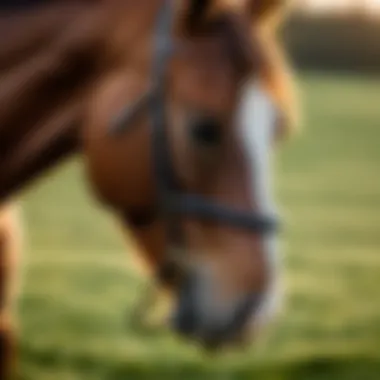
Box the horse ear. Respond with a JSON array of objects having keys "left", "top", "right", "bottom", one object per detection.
[
  {"left": 180, "top": 0, "right": 218, "bottom": 34},
  {"left": 245, "top": 0, "right": 287, "bottom": 25}
]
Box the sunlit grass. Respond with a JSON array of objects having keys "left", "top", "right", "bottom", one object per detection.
[{"left": 17, "top": 73, "right": 380, "bottom": 379}]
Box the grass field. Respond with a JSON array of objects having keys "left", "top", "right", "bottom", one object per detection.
[{"left": 18, "top": 73, "right": 380, "bottom": 379}]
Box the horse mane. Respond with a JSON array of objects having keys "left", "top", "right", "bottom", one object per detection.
[
  {"left": 241, "top": 0, "right": 299, "bottom": 140},
  {"left": 258, "top": 27, "right": 300, "bottom": 140},
  {"left": 256, "top": 7, "right": 300, "bottom": 140}
]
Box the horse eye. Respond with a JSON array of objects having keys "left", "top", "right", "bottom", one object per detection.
[{"left": 190, "top": 116, "right": 222, "bottom": 145}]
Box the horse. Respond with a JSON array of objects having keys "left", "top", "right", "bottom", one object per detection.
[{"left": 0, "top": 0, "right": 298, "bottom": 377}]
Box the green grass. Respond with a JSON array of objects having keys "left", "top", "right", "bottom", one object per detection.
[{"left": 17, "top": 73, "right": 380, "bottom": 379}]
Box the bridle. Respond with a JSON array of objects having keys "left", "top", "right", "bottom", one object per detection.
[{"left": 110, "top": 0, "right": 279, "bottom": 281}]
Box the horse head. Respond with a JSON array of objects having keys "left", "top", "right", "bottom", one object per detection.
[{"left": 83, "top": 0, "right": 297, "bottom": 350}]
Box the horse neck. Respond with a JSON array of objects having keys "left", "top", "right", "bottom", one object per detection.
[
  {"left": 0, "top": 3, "right": 92, "bottom": 201},
  {"left": 0, "top": 0, "right": 159, "bottom": 202}
]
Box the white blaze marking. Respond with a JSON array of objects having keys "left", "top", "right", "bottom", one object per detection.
[
  {"left": 237, "top": 80, "right": 283, "bottom": 326},
  {"left": 238, "top": 80, "right": 277, "bottom": 213}
]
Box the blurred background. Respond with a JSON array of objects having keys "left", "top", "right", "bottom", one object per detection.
[{"left": 18, "top": 1, "right": 380, "bottom": 379}]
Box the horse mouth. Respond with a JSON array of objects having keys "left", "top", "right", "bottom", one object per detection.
[{"left": 129, "top": 294, "right": 264, "bottom": 354}]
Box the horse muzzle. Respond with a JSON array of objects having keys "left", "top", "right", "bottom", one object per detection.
[{"left": 170, "top": 270, "right": 266, "bottom": 350}]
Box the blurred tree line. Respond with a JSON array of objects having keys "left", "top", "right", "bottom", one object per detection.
[{"left": 283, "top": 13, "right": 380, "bottom": 73}]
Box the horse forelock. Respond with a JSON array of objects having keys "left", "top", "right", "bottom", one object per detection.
[{"left": 194, "top": 2, "right": 299, "bottom": 139}]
